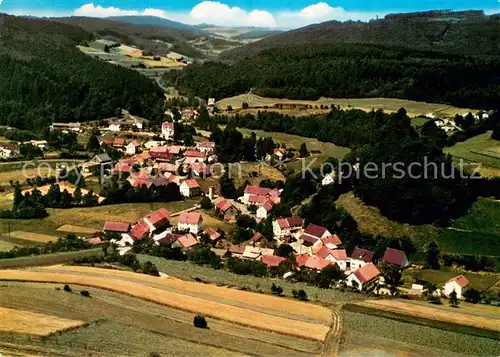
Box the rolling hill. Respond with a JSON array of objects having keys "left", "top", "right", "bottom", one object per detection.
[
  {"left": 222, "top": 10, "right": 500, "bottom": 60},
  {"left": 0, "top": 13, "right": 164, "bottom": 130},
  {"left": 108, "top": 15, "right": 204, "bottom": 33}
]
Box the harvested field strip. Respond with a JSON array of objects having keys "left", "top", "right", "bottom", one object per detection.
[
  {"left": 0, "top": 270, "right": 330, "bottom": 341},
  {"left": 56, "top": 225, "right": 98, "bottom": 234},
  {"left": 355, "top": 300, "right": 499, "bottom": 333},
  {"left": 0, "top": 307, "right": 84, "bottom": 336},
  {"left": 8, "top": 231, "right": 58, "bottom": 243},
  {"left": 39, "top": 265, "right": 332, "bottom": 324}
]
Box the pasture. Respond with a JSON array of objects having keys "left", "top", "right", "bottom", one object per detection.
[
  {"left": 0, "top": 307, "right": 84, "bottom": 336},
  {"left": 445, "top": 131, "right": 500, "bottom": 177},
  {"left": 216, "top": 94, "right": 478, "bottom": 119},
  {"left": 451, "top": 197, "right": 500, "bottom": 235},
  {"left": 0, "top": 249, "right": 102, "bottom": 269},
  {"left": 7, "top": 231, "right": 59, "bottom": 244}
]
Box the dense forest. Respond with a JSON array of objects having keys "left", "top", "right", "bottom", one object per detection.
[
  {"left": 209, "top": 109, "right": 500, "bottom": 225},
  {"left": 163, "top": 44, "right": 500, "bottom": 110},
  {"left": 0, "top": 14, "right": 165, "bottom": 131},
  {"left": 222, "top": 11, "right": 500, "bottom": 60}
]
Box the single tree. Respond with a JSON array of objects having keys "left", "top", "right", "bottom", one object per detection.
[
  {"left": 298, "top": 143, "right": 309, "bottom": 158},
  {"left": 63, "top": 284, "right": 72, "bottom": 292},
  {"left": 199, "top": 196, "right": 213, "bottom": 209},
  {"left": 449, "top": 290, "right": 459, "bottom": 308},
  {"left": 193, "top": 315, "right": 208, "bottom": 328},
  {"left": 425, "top": 241, "right": 440, "bottom": 270},
  {"left": 87, "top": 134, "right": 100, "bottom": 152}
]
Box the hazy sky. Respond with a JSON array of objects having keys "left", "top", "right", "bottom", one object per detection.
[{"left": 1, "top": 0, "right": 498, "bottom": 28}]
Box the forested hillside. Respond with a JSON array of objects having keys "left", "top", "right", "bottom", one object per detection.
[
  {"left": 0, "top": 14, "right": 165, "bottom": 131},
  {"left": 163, "top": 44, "right": 500, "bottom": 110},
  {"left": 222, "top": 10, "right": 500, "bottom": 60}
]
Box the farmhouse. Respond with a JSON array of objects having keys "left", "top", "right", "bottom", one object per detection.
[
  {"left": 162, "top": 122, "right": 175, "bottom": 140},
  {"left": 155, "top": 232, "right": 181, "bottom": 246},
  {"left": 184, "top": 150, "right": 206, "bottom": 164},
  {"left": 272, "top": 216, "right": 304, "bottom": 239},
  {"left": 320, "top": 235, "right": 342, "bottom": 250},
  {"left": 50, "top": 122, "right": 81, "bottom": 132},
  {"left": 215, "top": 198, "right": 239, "bottom": 216},
  {"left": 242, "top": 246, "right": 274, "bottom": 260},
  {"left": 129, "top": 220, "right": 150, "bottom": 240},
  {"left": 382, "top": 248, "right": 410, "bottom": 268},
  {"left": 143, "top": 208, "right": 171, "bottom": 231},
  {"left": 203, "top": 227, "right": 221, "bottom": 242},
  {"left": 315, "top": 247, "right": 348, "bottom": 270},
  {"left": 172, "top": 233, "right": 199, "bottom": 249},
  {"left": 443, "top": 275, "right": 470, "bottom": 299},
  {"left": 346, "top": 263, "right": 381, "bottom": 291},
  {"left": 303, "top": 224, "right": 331, "bottom": 241},
  {"left": 109, "top": 122, "right": 121, "bottom": 132},
  {"left": 242, "top": 186, "right": 280, "bottom": 205},
  {"left": 179, "top": 179, "right": 202, "bottom": 198},
  {"left": 177, "top": 212, "right": 203, "bottom": 234},
  {"left": 260, "top": 255, "right": 286, "bottom": 267},
  {"left": 301, "top": 255, "right": 332, "bottom": 271},
  {"left": 103, "top": 221, "right": 130, "bottom": 233},
  {"left": 350, "top": 248, "right": 374, "bottom": 271},
  {"left": 256, "top": 200, "right": 275, "bottom": 219},
  {"left": 126, "top": 140, "right": 141, "bottom": 155}
]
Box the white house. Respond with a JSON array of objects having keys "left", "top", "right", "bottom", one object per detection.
[
  {"left": 349, "top": 247, "right": 375, "bottom": 271},
  {"left": 272, "top": 217, "right": 304, "bottom": 239},
  {"left": 196, "top": 141, "right": 216, "bottom": 154},
  {"left": 443, "top": 275, "right": 470, "bottom": 299},
  {"left": 125, "top": 140, "right": 141, "bottom": 156},
  {"left": 256, "top": 201, "right": 274, "bottom": 219},
  {"left": 179, "top": 179, "right": 202, "bottom": 198},
  {"left": 109, "top": 122, "right": 121, "bottom": 132},
  {"left": 321, "top": 172, "right": 337, "bottom": 186},
  {"left": 162, "top": 122, "right": 175, "bottom": 141},
  {"left": 346, "top": 263, "right": 381, "bottom": 291},
  {"left": 177, "top": 212, "right": 203, "bottom": 234},
  {"left": 0, "top": 146, "right": 19, "bottom": 159},
  {"left": 144, "top": 140, "right": 163, "bottom": 149}
]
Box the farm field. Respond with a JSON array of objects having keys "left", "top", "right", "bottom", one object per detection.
[
  {"left": 445, "top": 131, "right": 500, "bottom": 177},
  {"left": 0, "top": 281, "right": 318, "bottom": 357},
  {"left": 0, "top": 240, "right": 18, "bottom": 251},
  {"left": 7, "top": 231, "right": 58, "bottom": 243},
  {"left": 340, "top": 309, "right": 500, "bottom": 357},
  {"left": 137, "top": 254, "right": 364, "bottom": 304},
  {"left": 0, "top": 307, "right": 84, "bottom": 335},
  {"left": 0, "top": 268, "right": 331, "bottom": 341},
  {"left": 355, "top": 300, "right": 499, "bottom": 332},
  {"left": 215, "top": 94, "right": 478, "bottom": 119}
]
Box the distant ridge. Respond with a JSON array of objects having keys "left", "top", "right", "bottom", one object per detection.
[
  {"left": 107, "top": 15, "right": 205, "bottom": 33},
  {"left": 222, "top": 10, "right": 500, "bottom": 60}
]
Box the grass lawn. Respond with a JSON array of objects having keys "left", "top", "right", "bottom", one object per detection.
[
  {"left": 403, "top": 268, "right": 500, "bottom": 292},
  {"left": 137, "top": 254, "right": 364, "bottom": 305},
  {"left": 445, "top": 131, "right": 500, "bottom": 177},
  {"left": 341, "top": 310, "right": 500, "bottom": 357}
]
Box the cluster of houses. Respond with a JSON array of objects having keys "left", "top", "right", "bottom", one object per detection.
[{"left": 0, "top": 144, "right": 20, "bottom": 159}]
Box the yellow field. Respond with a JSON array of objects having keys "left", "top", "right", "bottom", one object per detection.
[
  {"left": 0, "top": 307, "right": 84, "bottom": 336},
  {"left": 357, "top": 300, "right": 500, "bottom": 332},
  {"left": 56, "top": 225, "right": 99, "bottom": 234},
  {"left": 0, "top": 240, "right": 17, "bottom": 251},
  {"left": 0, "top": 268, "right": 330, "bottom": 341},
  {"left": 8, "top": 231, "right": 58, "bottom": 243},
  {"left": 40, "top": 265, "right": 332, "bottom": 324},
  {"left": 216, "top": 94, "right": 478, "bottom": 119}
]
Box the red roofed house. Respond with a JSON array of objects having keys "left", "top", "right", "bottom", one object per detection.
[
  {"left": 444, "top": 275, "right": 470, "bottom": 299},
  {"left": 129, "top": 219, "right": 150, "bottom": 241},
  {"left": 321, "top": 235, "right": 342, "bottom": 250},
  {"left": 256, "top": 200, "right": 275, "bottom": 219},
  {"left": 191, "top": 162, "right": 211, "bottom": 177},
  {"left": 248, "top": 232, "right": 264, "bottom": 246},
  {"left": 272, "top": 217, "right": 304, "bottom": 239},
  {"left": 144, "top": 208, "right": 171, "bottom": 231},
  {"left": 229, "top": 244, "right": 245, "bottom": 257},
  {"left": 346, "top": 263, "right": 381, "bottom": 291},
  {"left": 314, "top": 247, "right": 348, "bottom": 270},
  {"left": 295, "top": 253, "right": 310, "bottom": 268},
  {"left": 304, "top": 256, "right": 332, "bottom": 271},
  {"left": 243, "top": 186, "right": 271, "bottom": 203},
  {"left": 215, "top": 198, "right": 239, "bottom": 216},
  {"left": 260, "top": 255, "right": 286, "bottom": 267},
  {"left": 113, "top": 138, "right": 126, "bottom": 148},
  {"left": 126, "top": 140, "right": 141, "bottom": 156},
  {"left": 382, "top": 248, "right": 409, "bottom": 268},
  {"left": 350, "top": 248, "right": 375, "bottom": 271},
  {"left": 203, "top": 227, "right": 221, "bottom": 242},
  {"left": 172, "top": 233, "right": 199, "bottom": 249},
  {"left": 162, "top": 121, "right": 174, "bottom": 140},
  {"left": 180, "top": 179, "right": 202, "bottom": 198},
  {"left": 149, "top": 146, "right": 172, "bottom": 161},
  {"left": 303, "top": 224, "right": 331, "bottom": 240},
  {"left": 103, "top": 221, "right": 130, "bottom": 233},
  {"left": 177, "top": 212, "right": 203, "bottom": 234},
  {"left": 184, "top": 150, "right": 206, "bottom": 164}
]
